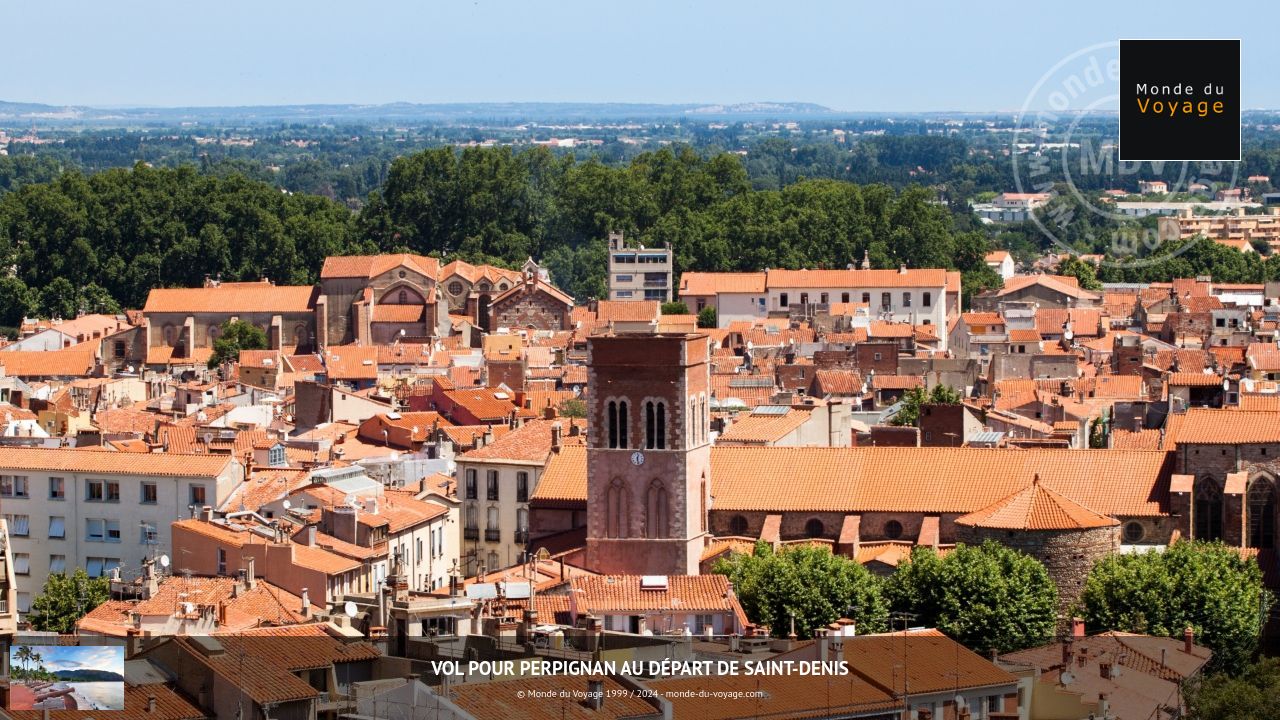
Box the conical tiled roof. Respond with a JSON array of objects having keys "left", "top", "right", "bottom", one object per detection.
[{"left": 955, "top": 475, "right": 1119, "bottom": 531}]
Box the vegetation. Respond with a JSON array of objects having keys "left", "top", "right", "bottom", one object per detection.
[
  {"left": 556, "top": 397, "right": 587, "bottom": 418},
  {"left": 884, "top": 542, "right": 1058, "bottom": 653},
  {"left": 11, "top": 645, "right": 55, "bottom": 683},
  {"left": 29, "top": 569, "right": 111, "bottom": 634},
  {"left": 660, "top": 301, "right": 689, "bottom": 315},
  {"left": 714, "top": 541, "right": 888, "bottom": 639},
  {"left": 697, "top": 306, "right": 717, "bottom": 328},
  {"left": 1080, "top": 541, "right": 1274, "bottom": 674},
  {"left": 890, "top": 383, "right": 964, "bottom": 427},
  {"left": 208, "top": 319, "right": 269, "bottom": 368},
  {"left": 1184, "top": 657, "right": 1280, "bottom": 720}
]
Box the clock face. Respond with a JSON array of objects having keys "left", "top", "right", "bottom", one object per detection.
[{"left": 630, "top": 451, "right": 645, "bottom": 466}]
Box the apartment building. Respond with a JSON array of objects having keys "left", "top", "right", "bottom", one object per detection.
[
  {"left": 606, "top": 231, "right": 673, "bottom": 302},
  {"left": 455, "top": 418, "right": 584, "bottom": 575},
  {"left": 0, "top": 448, "right": 243, "bottom": 613},
  {"left": 1157, "top": 206, "right": 1280, "bottom": 251}
]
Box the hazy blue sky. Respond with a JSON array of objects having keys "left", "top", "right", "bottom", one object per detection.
[{"left": 10, "top": 0, "right": 1277, "bottom": 110}]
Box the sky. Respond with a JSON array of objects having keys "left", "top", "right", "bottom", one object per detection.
[
  {"left": 8, "top": 0, "right": 1279, "bottom": 111},
  {"left": 10, "top": 645, "right": 124, "bottom": 674}
]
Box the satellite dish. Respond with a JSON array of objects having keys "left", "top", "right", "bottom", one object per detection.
[
  {"left": 344, "top": 601, "right": 358, "bottom": 618},
  {"left": 181, "top": 602, "right": 195, "bottom": 614},
  {"left": 159, "top": 554, "right": 170, "bottom": 568},
  {"left": 282, "top": 499, "right": 292, "bottom": 510},
  {"left": 1063, "top": 330, "right": 1074, "bottom": 341}
]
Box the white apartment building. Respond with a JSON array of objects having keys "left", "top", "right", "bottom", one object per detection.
[
  {"left": 0, "top": 448, "right": 243, "bottom": 614},
  {"left": 606, "top": 231, "right": 673, "bottom": 302},
  {"left": 454, "top": 418, "right": 579, "bottom": 575}
]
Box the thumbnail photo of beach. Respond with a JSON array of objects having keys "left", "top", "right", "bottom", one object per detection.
[{"left": 7, "top": 645, "right": 125, "bottom": 711}]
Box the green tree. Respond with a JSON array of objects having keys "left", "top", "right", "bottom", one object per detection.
[
  {"left": 1081, "top": 541, "right": 1273, "bottom": 673},
  {"left": 38, "top": 277, "right": 79, "bottom": 319},
  {"left": 714, "top": 542, "right": 888, "bottom": 639},
  {"left": 557, "top": 397, "right": 587, "bottom": 418},
  {"left": 890, "top": 383, "right": 963, "bottom": 427},
  {"left": 29, "top": 568, "right": 110, "bottom": 634},
  {"left": 208, "top": 319, "right": 268, "bottom": 368},
  {"left": 697, "top": 306, "right": 717, "bottom": 329},
  {"left": 1056, "top": 255, "right": 1104, "bottom": 290},
  {"left": 1185, "top": 657, "right": 1280, "bottom": 720},
  {"left": 885, "top": 542, "right": 1058, "bottom": 653},
  {"left": 0, "top": 276, "right": 34, "bottom": 329},
  {"left": 660, "top": 301, "right": 689, "bottom": 315}
]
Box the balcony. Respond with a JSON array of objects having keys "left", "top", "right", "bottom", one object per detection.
[
  {"left": 464, "top": 527, "right": 480, "bottom": 541},
  {"left": 514, "top": 530, "right": 529, "bottom": 545},
  {"left": 484, "top": 528, "right": 501, "bottom": 543}
]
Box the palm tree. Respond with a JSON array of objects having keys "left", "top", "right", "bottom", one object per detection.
[{"left": 13, "top": 645, "right": 32, "bottom": 683}]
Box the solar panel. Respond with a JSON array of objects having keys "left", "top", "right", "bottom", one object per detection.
[
  {"left": 751, "top": 406, "right": 791, "bottom": 416},
  {"left": 502, "top": 582, "right": 532, "bottom": 599}
]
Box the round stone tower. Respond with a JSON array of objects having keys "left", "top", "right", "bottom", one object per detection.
[{"left": 955, "top": 475, "right": 1120, "bottom": 618}]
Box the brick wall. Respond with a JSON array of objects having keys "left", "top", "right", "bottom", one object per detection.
[{"left": 957, "top": 524, "right": 1119, "bottom": 616}]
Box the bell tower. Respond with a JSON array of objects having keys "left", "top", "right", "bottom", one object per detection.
[{"left": 585, "top": 331, "right": 712, "bottom": 575}]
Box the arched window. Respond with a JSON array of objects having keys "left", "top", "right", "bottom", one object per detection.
[
  {"left": 606, "top": 479, "right": 629, "bottom": 538},
  {"left": 207, "top": 325, "right": 220, "bottom": 343},
  {"left": 163, "top": 325, "right": 175, "bottom": 346},
  {"left": 884, "top": 520, "right": 904, "bottom": 539},
  {"left": 618, "top": 400, "right": 629, "bottom": 448},
  {"left": 646, "top": 480, "right": 669, "bottom": 539},
  {"left": 607, "top": 401, "right": 618, "bottom": 448},
  {"left": 294, "top": 323, "right": 308, "bottom": 345},
  {"left": 645, "top": 400, "right": 666, "bottom": 449},
  {"left": 729, "top": 515, "right": 748, "bottom": 535},
  {"left": 1195, "top": 476, "right": 1224, "bottom": 541},
  {"left": 805, "top": 518, "right": 825, "bottom": 538},
  {"left": 1247, "top": 476, "right": 1277, "bottom": 549}
]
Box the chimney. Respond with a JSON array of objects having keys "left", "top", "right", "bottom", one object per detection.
[
  {"left": 370, "top": 497, "right": 379, "bottom": 515},
  {"left": 898, "top": 264, "right": 907, "bottom": 274},
  {"left": 1184, "top": 626, "right": 1194, "bottom": 654},
  {"left": 815, "top": 628, "right": 829, "bottom": 660},
  {"left": 305, "top": 525, "right": 317, "bottom": 547},
  {"left": 201, "top": 505, "right": 213, "bottom": 522},
  {"left": 551, "top": 423, "right": 562, "bottom": 453},
  {"left": 1062, "top": 637, "right": 1074, "bottom": 665},
  {"left": 146, "top": 695, "right": 157, "bottom": 714},
  {"left": 301, "top": 588, "right": 311, "bottom": 618},
  {"left": 1098, "top": 692, "right": 1109, "bottom": 718},
  {"left": 543, "top": 405, "right": 557, "bottom": 420},
  {"left": 1072, "top": 617, "right": 1085, "bottom": 638},
  {"left": 244, "top": 558, "right": 256, "bottom": 590},
  {"left": 586, "top": 679, "right": 604, "bottom": 710},
  {"left": 217, "top": 601, "right": 228, "bottom": 627},
  {"left": 1077, "top": 647, "right": 1088, "bottom": 667}
]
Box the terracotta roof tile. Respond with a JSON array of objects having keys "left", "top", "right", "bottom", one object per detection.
[
  {"left": 0, "top": 447, "right": 232, "bottom": 477},
  {"left": 718, "top": 408, "right": 812, "bottom": 444},
  {"left": 144, "top": 282, "right": 315, "bottom": 313},
  {"left": 767, "top": 268, "right": 949, "bottom": 289},
  {"left": 1110, "top": 428, "right": 1164, "bottom": 450},
  {"left": 534, "top": 445, "right": 1170, "bottom": 517},
  {"left": 594, "top": 300, "right": 661, "bottom": 323},
  {"left": 459, "top": 418, "right": 586, "bottom": 462},
  {"left": 323, "top": 346, "right": 379, "bottom": 381},
  {"left": 679, "top": 272, "right": 768, "bottom": 295},
  {"left": 0, "top": 347, "right": 97, "bottom": 377},
  {"left": 1173, "top": 408, "right": 1280, "bottom": 444},
  {"left": 955, "top": 477, "right": 1119, "bottom": 530},
  {"left": 570, "top": 574, "right": 742, "bottom": 614},
  {"left": 320, "top": 253, "right": 440, "bottom": 279},
  {"left": 370, "top": 304, "right": 425, "bottom": 323}
]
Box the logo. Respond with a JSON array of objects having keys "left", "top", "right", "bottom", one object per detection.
[
  {"left": 1012, "top": 41, "right": 1239, "bottom": 268},
  {"left": 1119, "top": 39, "right": 1240, "bottom": 161}
]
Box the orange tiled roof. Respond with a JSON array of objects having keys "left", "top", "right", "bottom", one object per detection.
[
  {"left": 718, "top": 408, "right": 812, "bottom": 444},
  {"left": 1173, "top": 408, "right": 1280, "bottom": 444},
  {"left": 766, "top": 267, "right": 949, "bottom": 289},
  {"left": 1111, "top": 428, "right": 1163, "bottom": 450},
  {"left": 679, "top": 272, "right": 768, "bottom": 295},
  {"left": 955, "top": 476, "right": 1119, "bottom": 530},
  {"left": 813, "top": 369, "right": 863, "bottom": 396},
  {"left": 1168, "top": 371, "right": 1223, "bottom": 387},
  {"left": 998, "top": 274, "right": 1099, "bottom": 300},
  {"left": 370, "top": 304, "right": 425, "bottom": 323},
  {"left": 0, "top": 347, "right": 97, "bottom": 377},
  {"left": 871, "top": 374, "right": 924, "bottom": 390},
  {"left": 962, "top": 312, "right": 1004, "bottom": 326},
  {"left": 320, "top": 253, "right": 440, "bottom": 280},
  {"left": 0, "top": 447, "right": 232, "bottom": 477},
  {"left": 323, "top": 346, "right": 379, "bottom": 381},
  {"left": 459, "top": 418, "right": 587, "bottom": 462},
  {"left": 571, "top": 574, "right": 742, "bottom": 614},
  {"left": 443, "top": 387, "right": 519, "bottom": 422},
  {"left": 1237, "top": 394, "right": 1280, "bottom": 412},
  {"left": 143, "top": 282, "right": 315, "bottom": 313},
  {"left": 594, "top": 300, "right": 660, "bottom": 323},
  {"left": 534, "top": 445, "right": 1171, "bottom": 517}
]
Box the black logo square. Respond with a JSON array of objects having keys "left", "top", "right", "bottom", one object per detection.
[{"left": 1119, "top": 39, "right": 1240, "bottom": 161}]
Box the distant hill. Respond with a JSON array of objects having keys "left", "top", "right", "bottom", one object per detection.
[
  {"left": 51, "top": 669, "right": 124, "bottom": 682},
  {"left": 0, "top": 100, "right": 838, "bottom": 126}
]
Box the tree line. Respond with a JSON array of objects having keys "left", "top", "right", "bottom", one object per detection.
[{"left": 0, "top": 146, "right": 1002, "bottom": 329}]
